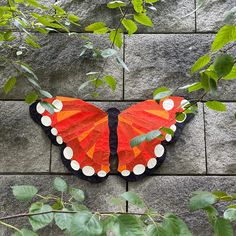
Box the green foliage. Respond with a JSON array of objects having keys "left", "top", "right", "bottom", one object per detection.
[
  {"left": 214, "top": 54, "right": 234, "bottom": 77},
  {"left": 153, "top": 87, "right": 172, "bottom": 100},
  {"left": 120, "top": 191, "right": 145, "bottom": 208},
  {"left": 53, "top": 177, "right": 68, "bottom": 193},
  {"left": 134, "top": 13, "right": 153, "bottom": 27},
  {"left": 107, "top": 1, "right": 127, "bottom": 8},
  {"left": 121, "top": 18, "right": 138, "bottom": 35},
  {"left": 3, "top": 77, "right": 17, "bottom": 94},
  {"left": 191, "top": 54, "right": 211, "bottom": 74},
  {"left": 206, "top": 101, "right": 227, "bottom": 112},
  {"left": 25, "top": 91, "right": 38, "bottom": 104},
  {"left": 12, "top": 185, "right": 38, "bottom": 201}
]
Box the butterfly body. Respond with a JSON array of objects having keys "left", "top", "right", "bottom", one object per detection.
[{"left": 30, "top": 96, "right": 193, "bottom": 183}]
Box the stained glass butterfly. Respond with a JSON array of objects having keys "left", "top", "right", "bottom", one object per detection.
[{"left": 30, "top": 96, "right": 193, "bottom": 183}]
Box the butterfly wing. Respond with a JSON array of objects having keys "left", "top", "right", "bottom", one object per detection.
[
  {"left": 30, "top": 96, "right": 110, "bottom": 182},
  {"left": 117, "top": 97, "right": 193, "bottom": 181}
]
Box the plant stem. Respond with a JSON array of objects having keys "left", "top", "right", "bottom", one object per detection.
[{"left": 0, "top": 220, "right": 22, "bottom": 233}]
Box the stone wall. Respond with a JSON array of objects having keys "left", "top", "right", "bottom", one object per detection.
[{"left": 0, "top": 0, "right": 236, "bottom": 235}]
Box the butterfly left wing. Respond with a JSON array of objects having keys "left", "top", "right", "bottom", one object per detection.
[
  {"left": 30, "top": 96, "right": 110, "bottom": 182},
  {"left": 117, "top": 97, "right": 193, "bottom": 181}
]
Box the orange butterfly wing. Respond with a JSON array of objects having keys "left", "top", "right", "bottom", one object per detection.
[
  {"left": 30, "top": 96, "right": 110, "bottom": 182},
  {"left": 117, "top": 97, "right": 191, "bottom": 181}
]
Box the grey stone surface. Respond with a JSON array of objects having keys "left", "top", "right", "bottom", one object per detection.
[
  {"left": 157, "top": 103, "right": 206, "bottom": 174},
  {"left": 51, "top": 101, "right": 206, "bottom": 175},
  {"left": 0, "top": 34, "right": 123, "bottom": 100},
  {"left": 205, "top": 103, "right": 236, "bottom": 174},
  {"left": 129, "top": 176, "right": 236, "bottom": 236},
  {"left": 58, "top": 0, "right": 195, "bottom": 33},
  {"left": 124, "top": 34, "right": 236, "bottom": 101},
  {"left": 0, "top": 175, "right": 126, "bottom": 235},
  {"left": 196, "top": 0, "right": 236, "bottom": 32},
  {"left": 0, "top": 101, "right": 50, "bottom": 172}
]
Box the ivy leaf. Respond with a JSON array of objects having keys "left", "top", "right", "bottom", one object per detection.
[
  {"left": 191, "top": 54, "right": 211, "bottom": 74},
  {"left": 206, "top": 101, "right": 227, "bottom": 112},
  {"left": 153, "top": 87, "right": 172, "bottom": 100},
  {"left": 132, "top": 0, "right": 144, "bottom": 13},
  {"left": 120, "top": 191, "right": 145, "bottom": 208},
  {"left": 53, "top": 177, "right": 68, "bottom": 192},
  {"left": 224, "top": 208, "right": 236, "bottom": 221},
  {"left": 214, "top": 218, "right": 233, "bottom": 236},
  {"left": 146, "top": 130, "right": 162, "bottom": 141},
  {"left": 3, "top": 77, "right": 16, "bottom": 94},
  {"left": 223, "top": 66, "right": 236, "bottom": 80},
  {"left": 134, "top": 13, "right": 153, "bottom": 27},
  {"left": 111, "top": 214, "right": 145, "bottom": 236},
  {"left": 211, "top": 25, "right": 236, "bottom": 52},
  {"left": 29, "top": 203, "right": 54, "bottom": 231},
  {"left": 213, "top": 54, "right": 234, "bottom": 77},
  {"left": 69, "top": 212, "right": 103, "bottom": 236},
  {"left": 55, "top": 208, "right": 73, "bottom": 231},
  {"left": 25, "top": 91, "right": 38, "bottom": 104},
  {"left": 121, "top": 18, "right": 138, "bottom": 36},
  {"left": 12, "top": 228, "right": 39, "bottom": 236},
  {"left": 189, "top": 192, "right": 218, "bottom": 212},
  {"left": 109, "top": 29, "right": 123, "bottom": 48},
  {"left": 103, "top": 75, "right": 117, "bottom": 91},
  {"left": 12, "top": 185, "right": 38, "bottom": 201},
  {"left": 85, "top": 22, "right": 106, "bottom": 32},
  {"left": 130, "top": 134, "right": 146, "bottom": 147},
  {"left": 107, "top": 1, "right": 126, "bottom": 8},
  {"left": 69, "top": 188, "right": 85, "bottom": 202}
]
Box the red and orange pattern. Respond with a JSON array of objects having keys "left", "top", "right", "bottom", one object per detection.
[{"left": 30, "top": 96, "right": 191, "bottom": 182}]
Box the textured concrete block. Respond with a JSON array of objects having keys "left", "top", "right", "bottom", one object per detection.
[
  {"left": 0, "top": 34, "right": 123, "bottom": 100},
  {"left": 124, "top": 34, "right": 236, "bottom": 101},
  {"left": 157, "top": 103, "right": 206, "bottom": 174},
  {"left": 196, "top": 0, "right": 236, "bottom": 32},
  {"left": 205, "top": 103, "right": 236, "bottom": 174},
  {"left": 0, "top": 175, "right": 126, "bottom": 235},
  {"left": 129, "top": 176, "right": 236, "bottom": 236},
  {"left": 0, "top": 101, "right": 50, "bottom": 172},
  {"left": 58, "top": 0, "right": 195, "bottom": 33}
]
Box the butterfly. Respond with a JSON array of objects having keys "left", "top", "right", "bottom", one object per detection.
[{"left": 30, "top": 96, "right": 193, "bottom": 183}]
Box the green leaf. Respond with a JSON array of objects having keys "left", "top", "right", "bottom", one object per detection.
[
  {"left": 53, "top": 177, "right": 68, "bottom": 192},
  {"left": 224, "top": 208, "right": 236, "bottom": 221},
  {"left": 162, "top": 214, "right": 192, "bottom": 236},
  {"left": 109, "top": 29, "right": 123, "bottom": 48},
  {"left": 25, "top": 36, "right": 41, "bottom": 48},
  {"left": 40, "top": 101, "right": 54, "bottom": 114},
  {"left": 68, "top": 14, "right": 80, "bottom": 23},
  {"left": 146, "top": 130, "right": 162, "bottom": 141},
  {"left": 214, "top": 218, "right": 233, "bottom": 236},
  {"left": 25, "top": 91, "right": 38, "bottom": 104},
  {"left": 120, "top": 192, "right": 145, "bottom": 208},
  {"left": 189, "top": 192, "right": 218, "bottom": 212},
  {"left": 223, "top": 66, "right": 236, "bottom": 80},
  {"left": 211, "top": 25, "right": 236, "bottom": 52},
  {"left": 153, "top": 87, "right": 172, "bottom": 100},
  {"left": 39, "top": 89, "right": 53, "bottom": 98},
  {"left": 116, "top": 56, "right": 129, "bottom": 71},
  {"left": 160, "top": 127, "right": 174, "bottom": 136},
  {"left": 110, "top": 197, "right": 125, "bottom": 206},
  {"left": 12, "top": 185, "right": 38, "bottom": 201},
  {"left": 146, "top": 0, "right": 159, "bottom": 2},
  {"left": 3, "top": 77, "right": 16, "bottom": 94},
  {"left": 55, "top": 208, "right": 73, "bottom": 231},
  {"left": 19, "top": 63, "right": 38, "bottom": 80},
  {"left": 134, "top": 13, "right": 153, "bottom": 27},
  {"left": 85, "top": 22, "right": 106, "bottom": 32},
  {"left": 209, "top": 78, "right": 217, "bottom": 96},
  {"left": 107, "top": 1, "right": 126, "bottom": 8},
  {"left": 69, "top": 212, "right": 103, "bottom": 236},
  {"left": 103, "top": 75, "right": 117, "bottom": 91},
  {"left": 206, "top": 101, "right": 227, "bottom": 112},
  {"left": 52, "top": 198, "right": 63, "bottom": 210},
  {"left": 191, "top": 54, "right": 211, "bottom": 74},
  {"left": 29, "top": 203, "right": 54, "bottom": 231},
  {"left": 122, "top": 18, "right": 138, "bottom": 35},
  {"left": 12, "top": 228, "right": 38, "bottom": 236},
  {"left": 187, "top": 82, "right": 203, "bottom": 92},
  {"left": 102, "top": 215, "right": 117, "bottom": 233},
  {"left": 112, "top": 214, "right": 145, "bottom": 236},
  {"left": 69, "top": 188, "right": 85, "bottom": 202},
  {"left": 101, "top": 48, "right": 117, "bottom": 58},
  {"left": 130, "top": 134, "right": 146, "bottom": 147},
  {"left": 27, "top": 78, "right": 41, "bottom": 89},
  {"left": 132, "top": 0, "right": 144, "bottom": 13},
  {"left": 213, "top": 54, "right": 234, "bottom": 77},
  {"left": 204, "top": 206, "right": 218, "bottom": 225},
  {"left": 147, "top": 224, "right": 168, "bottom": 236},
  {"left": 52, "top": 5, "right": 65, "bottom": 15}
]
